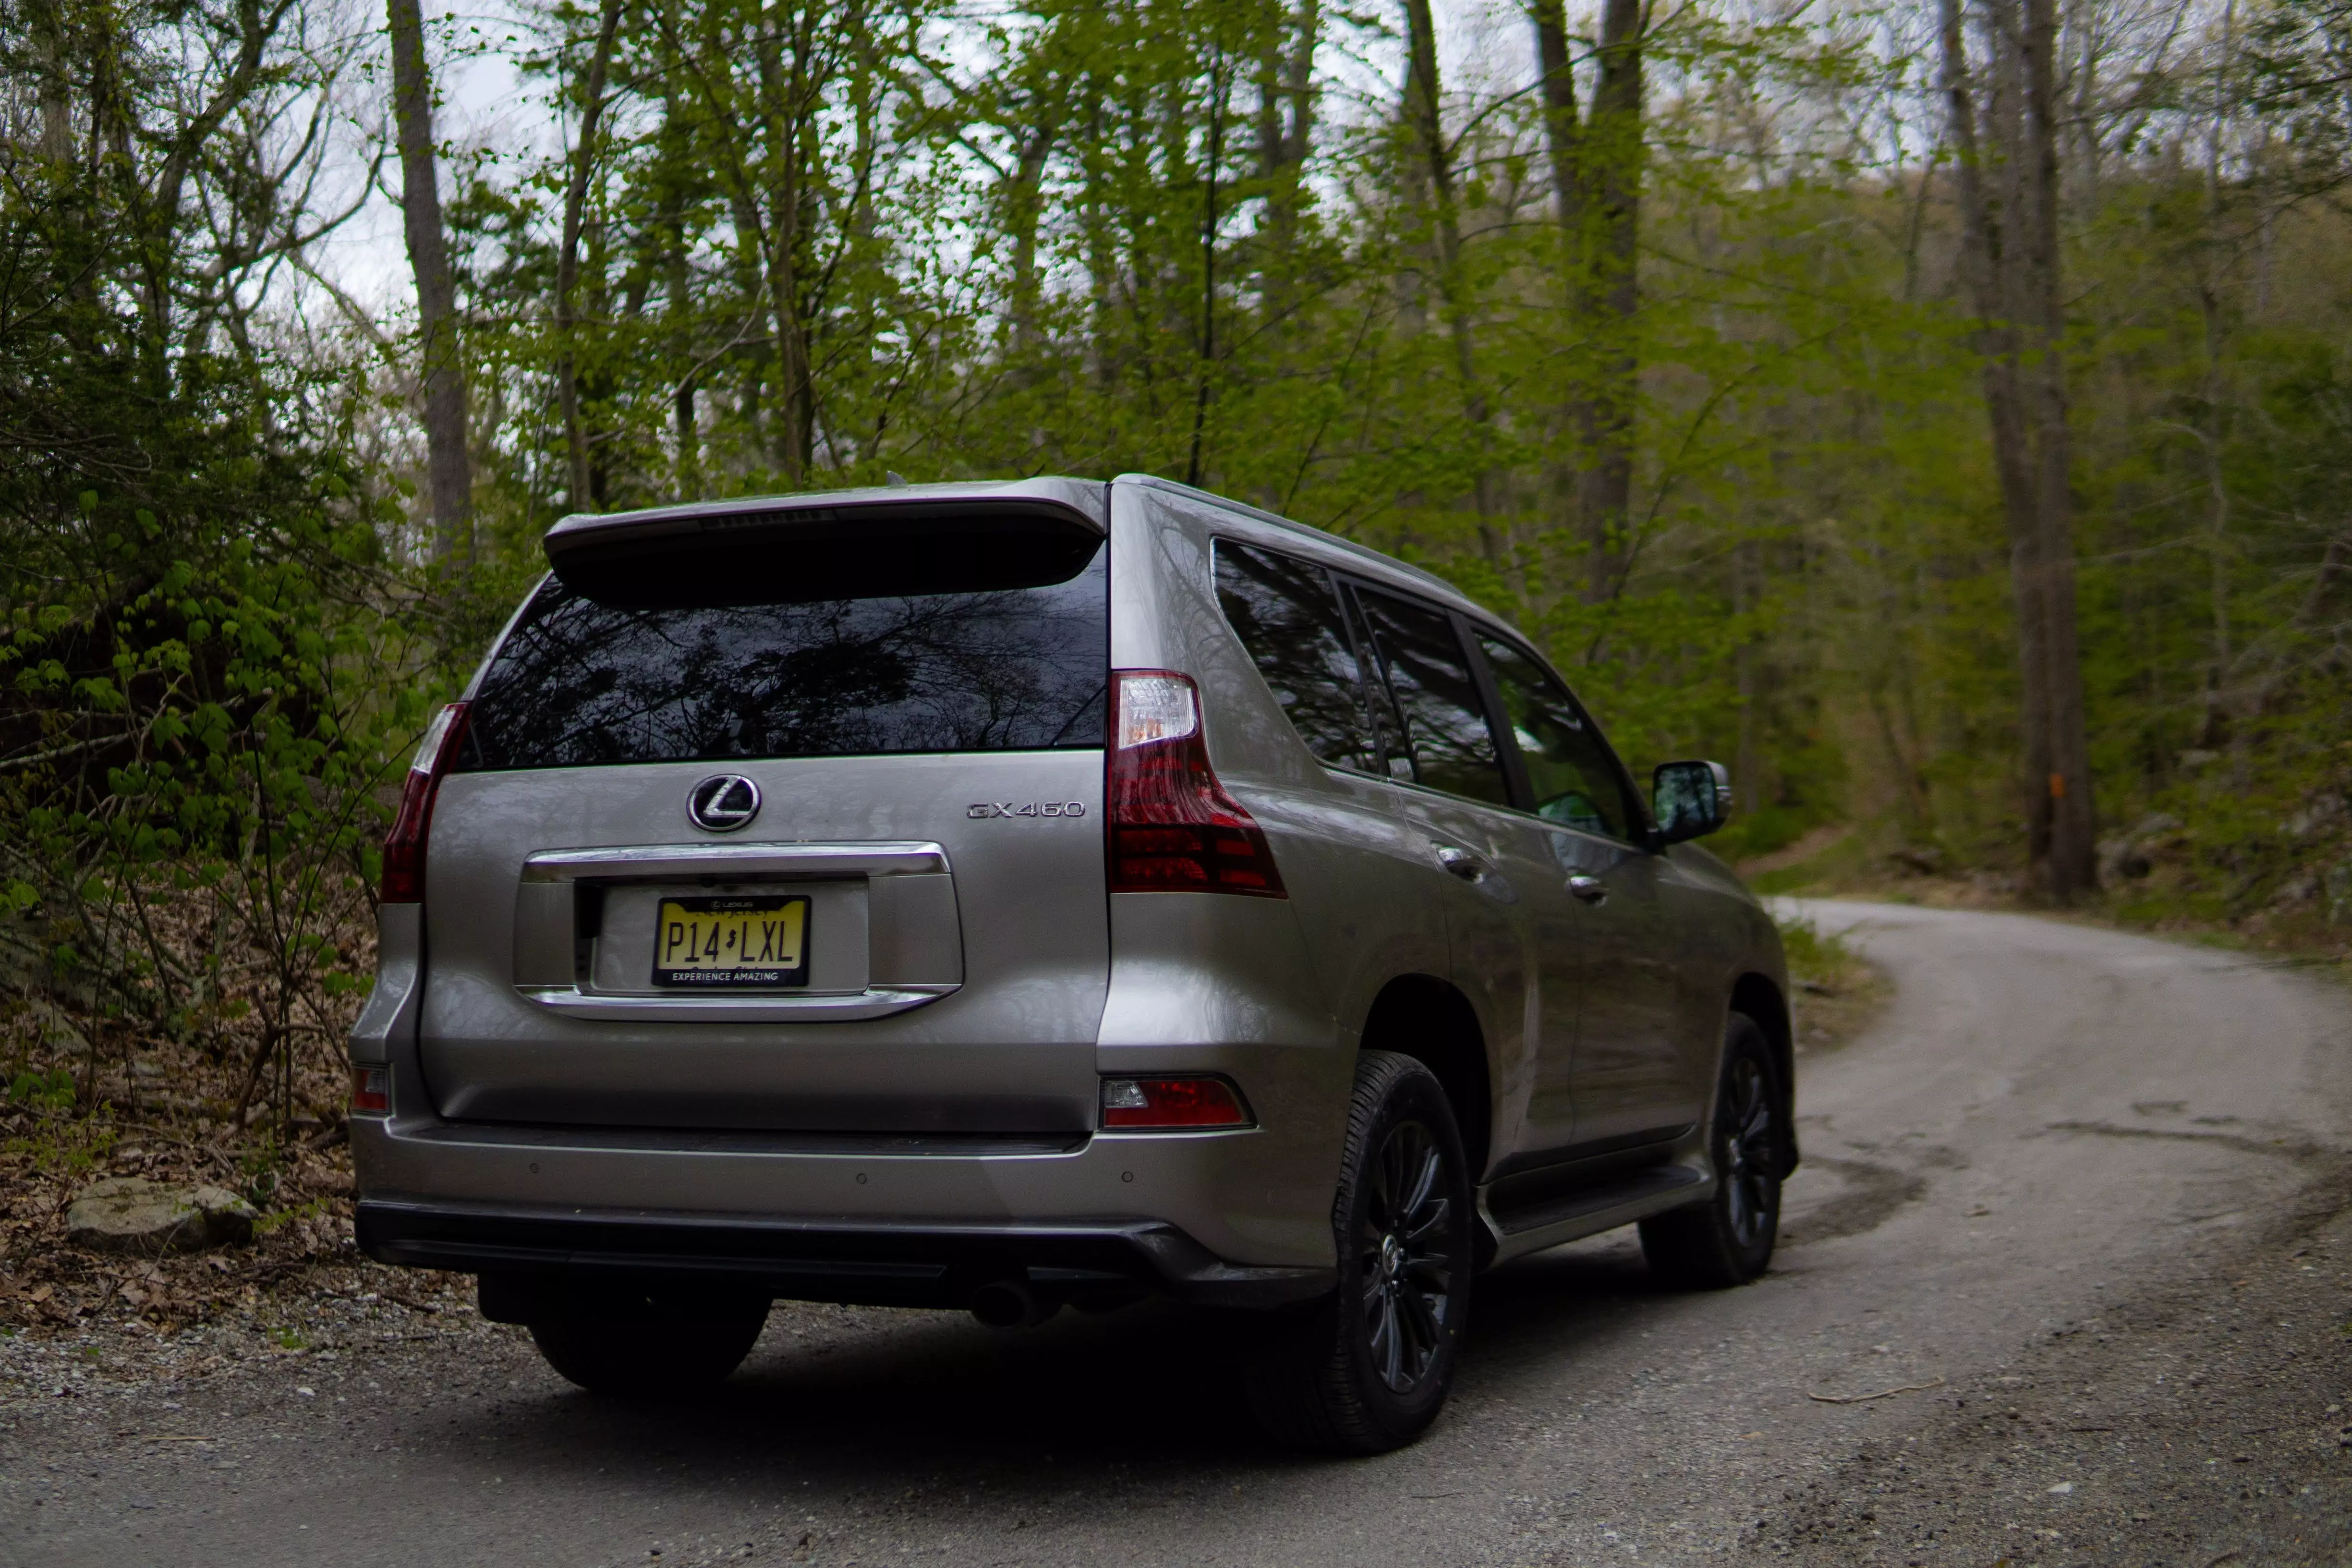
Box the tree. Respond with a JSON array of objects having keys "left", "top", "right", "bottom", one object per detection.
[
  {"left": 388, "top": 0, "right": 473, "bottom": 564},
  {"left": 1940, "top": 0, "right": 2098, "bottom": 899},
  {"left": 556, "top": 0, "right": 625, "bottom": 511},
  {"left": 1533, "top": 0, "right": 1647, "bottom": 605}
]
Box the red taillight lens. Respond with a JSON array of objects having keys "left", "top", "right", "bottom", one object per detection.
[
  {"left": 1106, "top": 671, "right": 1286, "bottom": 897},
  {"left": 350, "top": 1064, "right": 390, "bottom": 1114},
  {"left": 379, "top": 701, "right": 470, "bottom": 904},
  {"left": 1101, "top": 1076, "right": 1252, "bottom": 1129}
]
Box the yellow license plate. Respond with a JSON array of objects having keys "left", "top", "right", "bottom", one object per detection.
[{"left": 652, "top": 896, "right": 809, "bottom": 988}]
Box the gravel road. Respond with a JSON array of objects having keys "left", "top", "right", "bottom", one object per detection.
[{"left": 6, "top": 900, "right": 2350, "bottom": 1568}]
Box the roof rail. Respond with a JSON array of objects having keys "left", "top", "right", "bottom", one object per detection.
[{"left": 1112, "top": 474, "right": 1462, "bottom": 599}]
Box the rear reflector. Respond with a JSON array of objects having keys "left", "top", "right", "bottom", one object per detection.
[
  {"left": 350, "top": 1064, "right": 390, "bottom": 1115},
  {"left": 1106, "top": 671, "right": 1286, "bottom": 897},
  {"left": 379, "top": 701, "right": 470, "bottom": 904},
  {"left": 1100, "top": 1076, "right": 1252, "bottom": 1130}
]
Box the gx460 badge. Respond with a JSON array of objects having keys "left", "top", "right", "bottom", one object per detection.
[{"left": 967, "top": 801, "right": 1086, "bottom": 819}]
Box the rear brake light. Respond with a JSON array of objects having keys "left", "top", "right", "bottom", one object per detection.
[
  {"left": 1106, "top": 671, "right": 1286, "bottom": 897},
  {"left": 1101, "top": 1076, "right": 1252, "bottom": 1129},
  {"left": 379, "top": 701, "right": 470, "bottom": 904},
  {"left": 350, "top": 1064, "right": 390, "bottom": 1114}
]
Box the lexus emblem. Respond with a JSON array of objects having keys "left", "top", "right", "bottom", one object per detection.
[{"left": 688, "top": 774, "right": 761, "bottom": 833}]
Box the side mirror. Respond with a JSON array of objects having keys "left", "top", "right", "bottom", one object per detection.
[{"left": 1653, "top": 760, "right": 1732, "bottom": 845}]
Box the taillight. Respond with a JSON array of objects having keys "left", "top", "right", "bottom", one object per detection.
[
  {"left": 1106, "top": 671, "right": 1286, "bottom": 897},
  {"left": 379, "top": 701, "right": 470, "bottom": 904},
  {"left": 350, "top": 1064, "right": 390, "bottom": 1114},
  {"left": 1101, "top": 1076, "right": 1252, "bottom": 1129}
]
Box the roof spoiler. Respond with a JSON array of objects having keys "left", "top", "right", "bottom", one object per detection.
[{"left": 540, "top": 477, "right": 1109, "bottom": 566}]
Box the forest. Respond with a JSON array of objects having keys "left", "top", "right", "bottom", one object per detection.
[{"left": 0, "top": 0, "right": 2348, "bottom": 1123}]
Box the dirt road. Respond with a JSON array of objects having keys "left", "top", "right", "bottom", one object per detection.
[{"left": 6, "top": 901, "right": 2349, "bottom": 1566}]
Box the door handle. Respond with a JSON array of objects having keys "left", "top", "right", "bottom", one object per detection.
[
  {"left": 1432, "top": 844, "right": 1489, "bottom": 881},
  {"left": 1567, "top": 874, "right": 1608, "bottom": 904}
]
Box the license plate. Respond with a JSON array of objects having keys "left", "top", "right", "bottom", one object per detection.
[{"left": 652, "top": 897, "right": 809, "bottom": 988}]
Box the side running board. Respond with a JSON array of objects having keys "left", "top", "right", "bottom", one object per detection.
[{"left": 1478, "top": 1163, "right": 1711, "bottom": 1266}]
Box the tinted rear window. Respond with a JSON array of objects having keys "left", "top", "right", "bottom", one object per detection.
[
  {"left": 458, "top": 518, "right": 1108, "bottom": 771},
  {"left": 1212, "top": 541, "right": 1380, "bottom": 774}
]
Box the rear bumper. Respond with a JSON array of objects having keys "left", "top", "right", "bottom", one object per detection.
[
  {"left": 356, "top": 1196, "right": 1332, "bottom": 1311},
  {"left": 352, "top": 1107, "right": 1340, "bottom": 1279}
]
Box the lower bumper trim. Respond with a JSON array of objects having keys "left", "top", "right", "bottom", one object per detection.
[{"left": 356, "top": 1197, "right": 1332, "bottom": 1312}]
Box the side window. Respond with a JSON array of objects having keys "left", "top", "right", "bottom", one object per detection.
[
  {"left": 1477, "top": 636, "right": 1637, "bottom": 840},
  {"left": 1212, "top": 541, "right": 1379, "bottom": 774},
  {"left": 1352, "top": 588, "right": 1512, "bottom": 808}
]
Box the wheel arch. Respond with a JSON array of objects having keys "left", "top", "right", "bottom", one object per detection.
[
  {"left": 1728, "top": 971, "right": 1799, "bottom": 1177},
  {"left": 1358, "top": 974, "right": 1492, "bottom": 1180}
]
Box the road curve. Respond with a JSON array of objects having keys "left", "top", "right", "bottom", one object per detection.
[{"left": 6, "top": 900, "right": 2349, "bottom": 1566}]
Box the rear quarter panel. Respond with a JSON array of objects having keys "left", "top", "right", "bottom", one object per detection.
[{"left": 1101, "top": 483, "right": 1454, "bottom": 1259}]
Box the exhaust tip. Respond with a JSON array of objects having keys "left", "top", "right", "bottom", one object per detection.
[{"left": 968, "top": 1276, "right": 1051, "bottom": 1329}]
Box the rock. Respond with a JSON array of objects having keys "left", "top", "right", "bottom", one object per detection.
[
  {"left": 2284, "top": 794, "right": 2345, "bottom": 839},
  {"left": 2098, "top": 837, "right": 2153, "bottom": 882},
  {"left": 2327, "top": 863, "right": 2352, "bottom": 928},
  {"left": 2134, "top": 812, "right": 2183, "bottom": 837},
  {"left": 2275, "top": 875, "right": 2320, "bottom": 909},
  {"left": 1889, "top": 845, "right": 1944, "bottom": 876},
  {"left": 65, "top": 1178, "right": 256, "bottom": 1255}
]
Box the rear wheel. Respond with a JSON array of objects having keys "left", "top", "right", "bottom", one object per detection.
[
  {"left": 527, "top": 1284, "right": 769, "bottom": 1396},
  {"left": 1639, "top": 1011, "right": 1784, "bottom": 1289},
  {"left": 1243, "top": 1050, "right": 1473, "bottom": 1453}
]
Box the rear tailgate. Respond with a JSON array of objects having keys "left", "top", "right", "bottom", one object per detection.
[{"left": 414, "top": 500, "right": 1110, "bottom": 1135}]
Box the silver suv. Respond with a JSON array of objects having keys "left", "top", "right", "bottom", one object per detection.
[{"left": 350, "top": 475, "right": 1793, "bottom": 1452}]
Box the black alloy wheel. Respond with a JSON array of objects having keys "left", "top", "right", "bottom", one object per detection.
[
  {"left": 1639, "top": 1011, "right": 1785, "bottom": 1289},
  {"left": 1717, "top": 1047, "right": 1778, "bottom": 1254},
  {"left": 1359, "top": 1115, "right": 1457, "bottom": 1395},
  {"left": 1244, "top": 1050, "right": 1474, "bottom": 1453}
]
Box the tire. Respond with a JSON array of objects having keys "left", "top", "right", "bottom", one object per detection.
[
  {"left": 528, "top": 1284, "right": 770, "bottom": 1396},
  {"left": 1639, "top": 1011, "right": 1785, "bottom": 1290},
  {"left": 1243, "top": 1050, "right": 1475, "bottom": 1454}
]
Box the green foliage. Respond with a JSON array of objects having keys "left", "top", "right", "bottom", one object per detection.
[
  {"left": 1774, "top": 912, "right": 1881, "bottom": 998},
  {"left": 4, "top": 1112, "right": 116, "bottom": 1177},
  {"left": 0, "top": 0, "right": 471, "bottom": 1118},
  {"left": 255, "top": 1194, "right": 331, "bottom": 1236},
  {"left": 5, "top": 1067, "right": 76, "bottom": 1112},
  {"left": 237, "top": 1130, "right": 288, "bottom": 1211}
]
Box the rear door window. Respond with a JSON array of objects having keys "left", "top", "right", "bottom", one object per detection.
[
  {"left": 458, "top": 518, "right": 1108, "bottom": 771},
  {"left": 1212, "top": 541, "right": 1380, "bottom": 774},
  {"left": 1349, "top": 587, "right": 1511, "bottom": 807}
]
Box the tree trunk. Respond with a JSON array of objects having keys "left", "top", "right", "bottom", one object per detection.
[
  {"left": 1531, "top": 0, "right": 1579, "bottom": 604},
  {"left": 1402, "top": 0, "right": 1507, "bottom": 581},
  {"left": 557, "top": 0, "right": 624, "bottom": 512},
  {"left": 1256, "top": 0, "right": 1318, "bottom": 276},
  {"left": 1186, "top": 51, "right": 1228, "bottom": 489},
  {"left": 650, "top": 14, "right": 703, "bottom": 500},
  {"left": 30, "top": 0, "right": 74, "bottom": 163},
  {"left": 2017, "top": 0, "right": 2096, "bottom": 895},
  {"left": 1573, "top": 0, "right": 1643, "bottom": 605},
  {"left": 1006, "top": 124, "right": 1058, "bottom": 358},
  {"left": 1532, "top": 0, "right": 1644, "bottom": 606},
  {"left": 1940, "top": 0, "right": 2097, "bottom": 899},
  {"left": 387, "top": 0, "right": 472, "bottom": 566},
  {"left": 1532, "top": 0, "right": 1578, "bottom": 221}
]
